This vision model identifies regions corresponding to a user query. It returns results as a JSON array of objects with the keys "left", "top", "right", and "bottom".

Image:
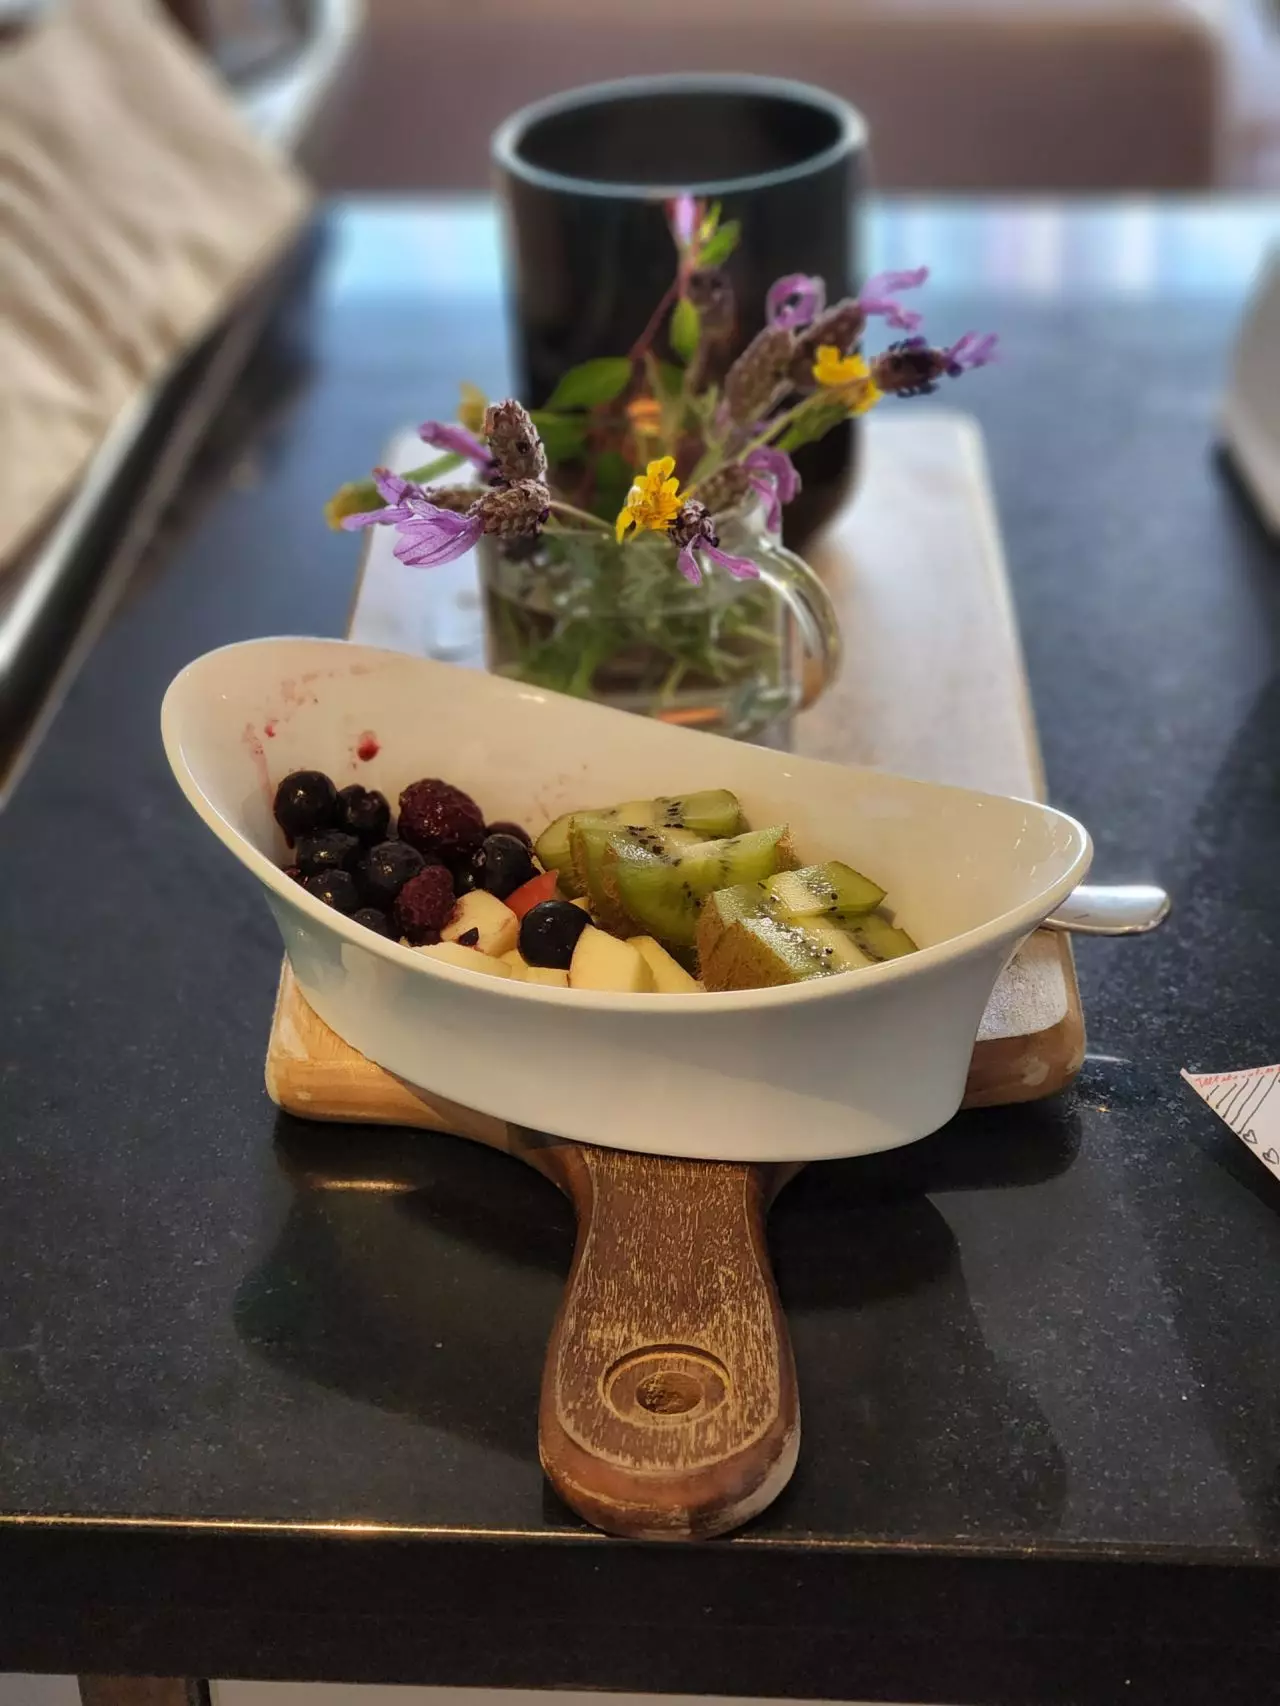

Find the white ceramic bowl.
[{"left": 161, "top": 637, "right": 1091, "bottom": 1163}]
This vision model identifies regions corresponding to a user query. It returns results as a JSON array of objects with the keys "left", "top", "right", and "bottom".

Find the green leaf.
[
  {"left": 670, "top": 297, "right": 700, "bottom": 364},
  {"left": 530, "top": 410, "right": 589, "bottom": 464},
  {"left": 698, "top": 219, "right": 741, "bottom": 268},
  {"left": 777, "top": 397, "right": 849, "bottom": 453},
  {"left": 545, "top": 357, "right": 633, "bottom": 410},
  {"left": 691, "top": 383, "right": 721, "bottom": 424},
  {"left": 591, "top": 450, "right": 634, "bottom": 522}
]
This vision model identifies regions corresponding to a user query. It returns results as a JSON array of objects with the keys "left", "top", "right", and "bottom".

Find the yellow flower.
[
  {"left": 615, "top": 455, "right": 684, "bottom": 542},
  {"left": 811, "top": 345, "right": 882, "bottom": 416},
  {"left": 457, "top": 380, "right": 487, "bottom": 434}
]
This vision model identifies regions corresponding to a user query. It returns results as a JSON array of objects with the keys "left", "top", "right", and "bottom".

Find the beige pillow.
[{"left": 0, "top": 0, "right": 310, "bottom": 569}]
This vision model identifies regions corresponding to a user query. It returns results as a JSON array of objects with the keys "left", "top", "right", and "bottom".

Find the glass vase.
[{"left": 477, "top": 505, "right": 841, "bottom": 742}]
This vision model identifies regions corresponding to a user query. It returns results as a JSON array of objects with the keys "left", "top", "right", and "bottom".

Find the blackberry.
[
  {"left": 393, "top": 865, "right": 456, "bottom": 945},
  {"left": 398, "top": 778, "right": 486, "bottom": 862}
]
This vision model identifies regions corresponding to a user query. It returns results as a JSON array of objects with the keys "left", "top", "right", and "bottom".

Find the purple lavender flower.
[
  {"left": 766, "top": 273, "right": 826, "bottom": 331},
  {"left": 418, "top": 419, "right": 495, "bottom": 474},
  {"left": 341, "top": 468, "right": 482, "bottom": 567},
  {"left": 743, "top": 446, "right": 801, "bottom": 534},
  {"left": 338, "top": 468, "right": 422, "bottom": 528},
  {"left": 677, "top": 539, "right": 760, "bottom": 586},
  {"left": 859, "top": 267, "right": 929, "bottom": 332},
  {"left": 669, "top": 499, "right": 760, "bottom": 586},
  {"left": 944, "top": 331, "right": 999, "bottom": 373},
  {"left": 668, "top": 194, "right": 699, "bottom": 247}
]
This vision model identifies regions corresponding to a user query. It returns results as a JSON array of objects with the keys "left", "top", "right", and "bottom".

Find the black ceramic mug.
[{"left": 492, "top": 74, "right": 867, "bottom": 550}]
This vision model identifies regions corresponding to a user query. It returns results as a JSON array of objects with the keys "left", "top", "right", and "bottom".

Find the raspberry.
[
  {"left": 393, "top": 865, "right": 456, "bottom": 944},
  {"left": 397, "top": 779, "right": 485, "bottom": 861}
]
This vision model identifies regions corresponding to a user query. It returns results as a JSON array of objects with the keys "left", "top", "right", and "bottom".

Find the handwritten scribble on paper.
[{"left": 1182, "top": 1064, "right": 1280, "bottom": 1183}]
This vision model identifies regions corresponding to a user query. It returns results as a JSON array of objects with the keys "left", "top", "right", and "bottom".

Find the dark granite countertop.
[{"left": 2, "top": 200, "right": 1280, "bottom": 1703}]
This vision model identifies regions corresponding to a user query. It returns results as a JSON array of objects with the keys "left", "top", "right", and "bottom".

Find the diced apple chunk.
[
  {"left": 523, "top": 964, "right": 570, "bottom": 988},
  {"left": 441, "top": 890, "right": 519, "bottom": 957},
  {"left": 627, "top": 936, "right": 702, "bottom": 994},
  {"left": 568, "top": 926, "right": 655, "bottom": 993},
  {"left": 501, "top": 950, "right": 569, "bottom": 988},
  {"left": 416, "top": 942, "right": 513, "bottom": 978}
]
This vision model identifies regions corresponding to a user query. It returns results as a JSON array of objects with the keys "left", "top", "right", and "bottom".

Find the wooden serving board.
[{"left": 266, "top": 410, "right": 1083, "bottom": 1541}]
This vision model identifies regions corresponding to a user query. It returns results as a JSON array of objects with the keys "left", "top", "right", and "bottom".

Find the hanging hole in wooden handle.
[{"left": 536, "top": 1145, "right": 798, "bottom": 1541}]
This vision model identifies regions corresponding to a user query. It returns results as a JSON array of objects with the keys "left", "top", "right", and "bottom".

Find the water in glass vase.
[{"left": 478, "top": 507, "right": 841, "bottom": 743}]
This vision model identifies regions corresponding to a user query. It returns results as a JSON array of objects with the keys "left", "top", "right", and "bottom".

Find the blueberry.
[
  {"left": 485, "top": 819, "right": 532, "bottom": 849},
  {"left": 519, "top": 899, "right": 590, "bottom": 969},
  {"left": 335, "top": 784, "right": 391, "bottom": 844},
  {"left": 301, "top": 870, "right": 359, "bottom": 914},
  {"left": 358, "top": 840, "right": 425, "bottom": 908},
  {"left": 450, "top": 862, "right": 480, "bottom": 897},
  {"left": 351, "top": 906, "right": 394, "bottom": 938},
  {"left": 296, "top": 829, "right": 361, "bottom": 877},
  {"left": 472, "top": 832, "right": 536, "bottom": 900},
  {"left": 273, "top": 770, "right": 337, "bottom": 843}
]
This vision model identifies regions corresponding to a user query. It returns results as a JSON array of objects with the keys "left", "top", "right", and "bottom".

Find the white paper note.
[{"left": 1182, "top": 1064, "right": 1280, "bottom": 1177}]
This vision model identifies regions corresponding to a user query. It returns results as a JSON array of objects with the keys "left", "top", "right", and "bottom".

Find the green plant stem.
[
  {"left": 629, "top": 276, "right": 680, "bottom": 362},
  {"left": 548, "top": 498, "right": 615, "bottom": 533},
  {"left": 683, "top": 395, "right": 822, "bottom": 501}
]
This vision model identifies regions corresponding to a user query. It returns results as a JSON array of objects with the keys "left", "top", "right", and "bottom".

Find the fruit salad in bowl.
[
  {"left": 269, "top": 760, "right": 920, "bottom": 999},
  {"left": 161, "top": 638, "right": 1090, "bottom": 1162}
]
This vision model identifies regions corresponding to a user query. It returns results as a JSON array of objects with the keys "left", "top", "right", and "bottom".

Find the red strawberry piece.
[{"left": 506, "top": 870, "right": 559, "bottom": 920}]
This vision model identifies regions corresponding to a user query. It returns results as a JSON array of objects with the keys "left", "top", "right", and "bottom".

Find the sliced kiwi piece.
[
  {"left": 535, "top": 790, "right": 743, "bottom": 896},
  {"left": 763, "top": 860, "right": 885, "bottom": 919},
  {"left": 574, "top": 821, "right": 698, "bottom": 934},
  {"left": 698, "top": 879, "right": 909, "bottom": 991},
  {"left": 699, "top": 881, "right": 788, "bottom": 979},
  {"left": 597, "top": 827, "right": 697, "bottom": 936},
  {"left": 611, "top": 825, "right": 796, "bottom": 950},
  {"left": 702, "top": 913, "right": 834, "bottom": 991},
  {"left": 533, "top": 810, "right": 580, "bottom": 892},
  {"left": 803, "top": 918, "right": 877, "bottom": 971},
  {"left": 560, "top": 800, "right": 662, "bottom": 907},
  {"left": 846, "top": 912, "right": 919, "bottom": 962},
  {"left": 596, "top": 825, "right": 700, "bottom": 934},
  {"left": 653, "top": 788, "right": 745, "bottom": 839}
]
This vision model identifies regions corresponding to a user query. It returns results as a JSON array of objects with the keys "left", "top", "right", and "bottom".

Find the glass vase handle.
[{"left": 752, "top": 539, "right": 843, "bottom": 712}]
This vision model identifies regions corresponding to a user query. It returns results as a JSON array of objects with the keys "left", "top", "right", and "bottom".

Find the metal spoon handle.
[{"left": 1044, "top": 883, "right": 1171, "bottom": 936}]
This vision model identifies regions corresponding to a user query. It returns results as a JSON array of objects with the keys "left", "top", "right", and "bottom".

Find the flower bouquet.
[{"left": 328, "top": 200, "right": 997, "bottom": 737}]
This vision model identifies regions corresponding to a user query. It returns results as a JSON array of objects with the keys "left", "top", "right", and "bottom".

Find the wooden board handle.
[{"left": 535, "top": 1144, "right": 798, "bottom": 1540}]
